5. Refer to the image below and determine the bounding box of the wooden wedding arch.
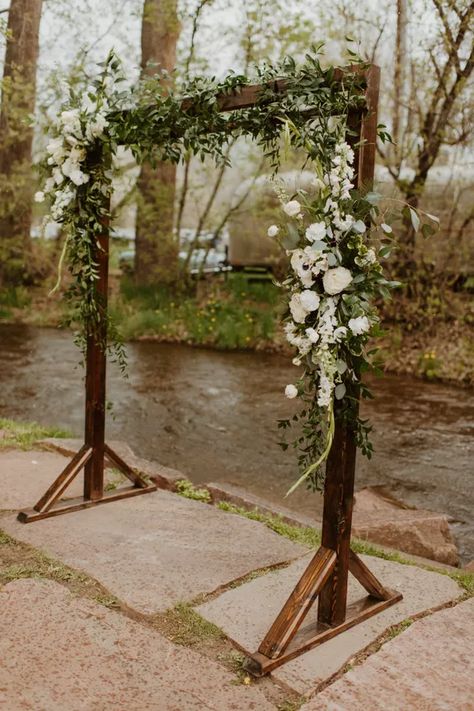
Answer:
[18,61,402,674]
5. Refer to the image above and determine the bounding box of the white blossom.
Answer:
[290,250,314,287]
[305,222,326,242]
[348,316,370,335]
[285,384,298,399]
[299,290,320,312]
[323,267,352,295]
[283,199,302,217]
[267,224,279,237]
[34,191,45,203]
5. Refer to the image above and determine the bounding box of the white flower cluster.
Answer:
[273,140,377,409]
[35,73,117,224]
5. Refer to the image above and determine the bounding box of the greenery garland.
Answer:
[36,46,437,492]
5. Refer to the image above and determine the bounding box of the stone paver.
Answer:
[0,489,305,614]
[197,553,462,694]
[0,450,98,509]
[302,597,474,711]
[0,578,274,711]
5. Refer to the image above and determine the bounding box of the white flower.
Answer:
[305,222,326,242]
[86,112,109,140]
[305,327,319,343]
[69,146,86,163]
[285,384,298,399]
[290,250,314,287]
[46,137,66,165]
[60,109,82,136]
[69,169,89,186]
[34,191,45,203]
[323,267,352,295]
[267,224,279,237]
[289,292,308,323]
[299,290,320,312]
[283,200,301,217]
[44,177,55,193]
[348,316,370,335]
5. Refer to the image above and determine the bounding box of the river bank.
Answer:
[1,276,473,385]
[1,324,473,563]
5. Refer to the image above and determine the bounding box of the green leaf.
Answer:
[335,383,346,400]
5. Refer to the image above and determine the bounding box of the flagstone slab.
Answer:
[0,490,305,614]
[0,449,120,510]
[197,553,462,695]
[0,578,274,711]
[302,597,474,711]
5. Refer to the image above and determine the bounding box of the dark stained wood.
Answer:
[245,587,403,677]
[32,445,92,513]
[317,399,359,627]
[103,444,151,488]
[258,547,336,659]
[83,200,110,502]
[349,550,392,601]
[17,484,157,523]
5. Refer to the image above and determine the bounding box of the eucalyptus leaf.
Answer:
[335,384,346,400]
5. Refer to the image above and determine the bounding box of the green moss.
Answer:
[0,418,70,451]
[159,602,224,646]
[176,479,211,503]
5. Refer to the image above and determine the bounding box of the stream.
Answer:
[0,323,472,563]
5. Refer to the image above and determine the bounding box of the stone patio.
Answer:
[0,487,305,614]
[197,553,463,695]
[302,597,474,710]
[0,578,274,711]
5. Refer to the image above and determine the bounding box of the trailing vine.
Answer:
[36,45,438,492]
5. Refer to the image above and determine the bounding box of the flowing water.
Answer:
[0,323,472,563]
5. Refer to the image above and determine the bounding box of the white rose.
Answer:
[348,316,370,335]
[334,326,348,341]
[289,293,307,323]
[300,290,320,312]
[283,200,301,217]
[305,222,326,242]
[323,267,352,295]
[267,224,279,237]
[285,384,298,399]
[34,191,45,203]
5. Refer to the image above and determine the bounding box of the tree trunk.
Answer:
[135,0,179,286]
[392,0,407,161]
[0,0,43,286]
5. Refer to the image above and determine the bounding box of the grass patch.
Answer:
[111,274,279,350]
[0,418,70,451]
[216,502,474,596]
[176,479,212,503]
[0,527,124,609]
[157,602,224,647]
[217,501,321,548]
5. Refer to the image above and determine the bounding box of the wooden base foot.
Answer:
[17,484,157,523]
[17,443,157,523]
[245,588,402,676]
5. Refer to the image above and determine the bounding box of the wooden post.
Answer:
[17,168,156,522]
[83,211,109,501]
[245,64,402,678]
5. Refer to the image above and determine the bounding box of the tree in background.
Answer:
[0,0,43,285]
[135,0,180,286]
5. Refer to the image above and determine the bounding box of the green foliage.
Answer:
[176,479,211,503]
[0,418,70,450]
[418,350,441,380]
[112,274,278,349]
